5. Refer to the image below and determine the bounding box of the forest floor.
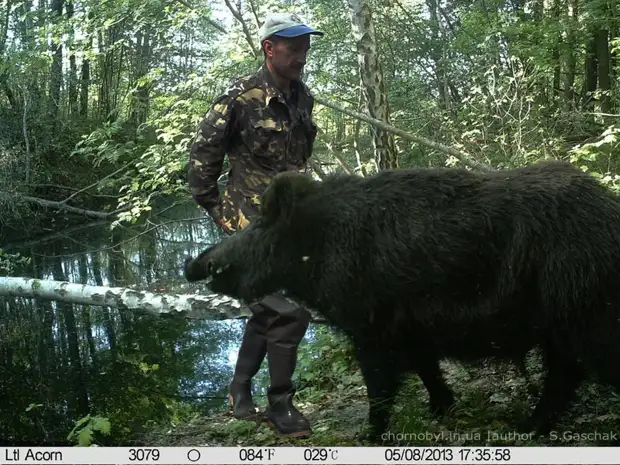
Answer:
[136,352,620,448]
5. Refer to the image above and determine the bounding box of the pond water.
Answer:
[0,201,325,446]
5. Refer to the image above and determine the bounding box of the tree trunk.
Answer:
[98,25,124,122]
[0,0,15,111]
[79,10,92,119]
[610,0,618,98]
[128,29,153,128]
[551,0,562,100]
[531,0,548,105]
[0,276,327,322]
[48,0,64,121]
[347,0,399,170]
[584,34,598,107]
[564,0,578,106]
[426,0,449,109]
[66,0,78,116]
[596,24,611,112]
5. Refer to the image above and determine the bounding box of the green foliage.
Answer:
[67,415,112,447]
[5,0,620,447]
[445,57,562,167]
[111,79,215,227]
[0,250,31,276]
[2,0,620,229]
[25,403,43,412]
[569,125,620,194]
[295,326,361,401]
[71,122,139,167]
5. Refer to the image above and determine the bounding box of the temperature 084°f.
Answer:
[239,448,276,461]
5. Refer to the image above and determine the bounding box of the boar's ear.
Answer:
[260,172,316,223]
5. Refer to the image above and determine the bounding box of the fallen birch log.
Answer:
[0,276,326,322]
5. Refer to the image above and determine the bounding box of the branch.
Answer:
[325,142,354,175]
[0,277,326,322]
[247,0,262,29]
[223,0,260,58]
[311,93,494,172]
[26,184,120,198]
[0,192,114,219]
[1,220,110,252]
[307,157,328,179]
[172,0,228,34]
[61,160,133,204]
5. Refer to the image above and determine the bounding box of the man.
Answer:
[187,12,324,438]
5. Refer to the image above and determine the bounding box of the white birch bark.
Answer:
[0,277,326,322]
[347,0,399,170]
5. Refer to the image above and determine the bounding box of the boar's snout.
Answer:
[183,254,224,283]
[183,256,198,282]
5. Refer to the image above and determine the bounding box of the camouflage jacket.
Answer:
[188,63,318,233]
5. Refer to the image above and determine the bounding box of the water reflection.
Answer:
[0,202,320,446]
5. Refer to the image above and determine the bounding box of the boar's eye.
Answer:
[206,259,215,276]
[208,259,230,277]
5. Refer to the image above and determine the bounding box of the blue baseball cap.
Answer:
[258,13,324,43]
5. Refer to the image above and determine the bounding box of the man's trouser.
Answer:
[213,200,312,435]
[232,293,310,396]
[229,293,312,438]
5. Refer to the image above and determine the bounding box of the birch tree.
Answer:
[0,276,327,322]
[347,0,399,171]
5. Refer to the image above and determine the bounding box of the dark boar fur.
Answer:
[184,161,620,443]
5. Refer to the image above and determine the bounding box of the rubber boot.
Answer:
[266,354,312,438]
[229,304,268,419]
[262,297,312,438]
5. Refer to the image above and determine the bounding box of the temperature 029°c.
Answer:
[303,448,339,462]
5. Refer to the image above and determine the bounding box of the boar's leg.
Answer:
[354,343,407,443]
[410,356,456,417]
[519,342,583,437]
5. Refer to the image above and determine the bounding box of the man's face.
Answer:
[264,35,311,82]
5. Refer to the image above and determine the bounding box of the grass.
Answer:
[134,343,620,448]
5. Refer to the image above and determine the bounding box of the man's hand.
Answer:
[208,205,235,236]
[217,218,235,236]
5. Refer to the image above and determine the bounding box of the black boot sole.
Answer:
[265,420,313,439]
